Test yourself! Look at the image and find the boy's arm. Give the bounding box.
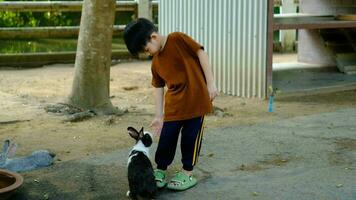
[197,49,218,101]
[150,87,164,136]
[154,87,164,117]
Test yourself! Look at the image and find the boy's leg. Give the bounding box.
[180,116,205,171]
[166,116,204,191]
[155,120,182,170]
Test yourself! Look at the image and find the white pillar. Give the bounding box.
[281,0,297,52]
[138,0,152,20]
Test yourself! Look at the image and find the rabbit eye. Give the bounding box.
[142,134,152,147]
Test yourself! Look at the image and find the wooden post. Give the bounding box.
[280,0,297,52]
[0,25,125,39]
[138,0,152,20]
[0,50,132,67]
[0,1,137,12]
[267,0,274,97]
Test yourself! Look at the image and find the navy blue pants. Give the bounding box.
[155,116,205,171]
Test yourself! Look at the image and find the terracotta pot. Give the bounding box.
[0,169,24,199]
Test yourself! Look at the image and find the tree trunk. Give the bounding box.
[68,0,117,115]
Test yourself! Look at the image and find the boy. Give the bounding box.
[123,18,218,191]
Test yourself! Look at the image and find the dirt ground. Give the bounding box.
[0,53,356,199]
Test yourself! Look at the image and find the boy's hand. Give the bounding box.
[149,116,163,136]
[207,83,218,101]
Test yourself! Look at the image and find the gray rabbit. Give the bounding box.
[0,139,55,172]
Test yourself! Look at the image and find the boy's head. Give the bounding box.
[123,18,160,56]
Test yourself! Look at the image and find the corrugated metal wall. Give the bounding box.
[158,0,268,98]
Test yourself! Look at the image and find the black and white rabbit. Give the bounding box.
[126,127,157,200]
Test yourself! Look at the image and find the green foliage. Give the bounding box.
[0,0,150,54]
[0,11,25,27]
[0,11,79,27]
[0,0,89,27]
[0,0,140,27]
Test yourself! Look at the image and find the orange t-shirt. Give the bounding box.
[151,32,213,122]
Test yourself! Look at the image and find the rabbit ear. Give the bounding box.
[7,143,17,158]
[139,127,144,138]
[127,127,139,140]
[2,140,10,154]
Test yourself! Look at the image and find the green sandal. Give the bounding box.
[154,169,167,188]
[167,171,197,191]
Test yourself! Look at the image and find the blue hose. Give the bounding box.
[268,95,274,113]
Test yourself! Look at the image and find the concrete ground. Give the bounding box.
[2,56,356,200]
[9,107,356,200]
[160,108,356,200]
[273,63,356,97]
